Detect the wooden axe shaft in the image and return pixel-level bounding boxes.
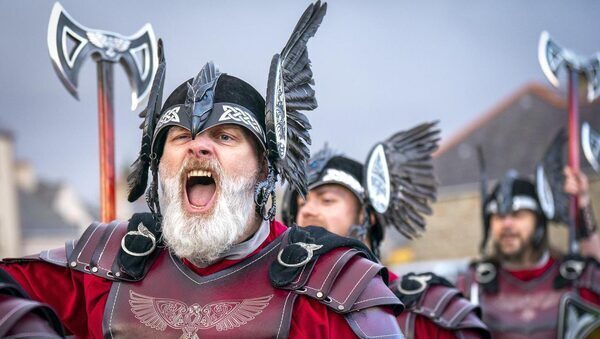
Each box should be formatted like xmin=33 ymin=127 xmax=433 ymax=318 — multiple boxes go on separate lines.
xmin=96 ymin=61 xmax=116 ymax=223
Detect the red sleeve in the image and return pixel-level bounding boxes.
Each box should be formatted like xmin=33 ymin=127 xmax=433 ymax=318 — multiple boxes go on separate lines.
xmin=1 ymin=261 xmax=111 ymax=338
xmin=289 ymin=295 xmax=357 ymax=338
xmin=579 ymin=287 xmax=600 ymax=306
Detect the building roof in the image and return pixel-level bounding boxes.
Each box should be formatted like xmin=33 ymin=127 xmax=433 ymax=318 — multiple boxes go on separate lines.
xmin=19 ymin=184 xmax=81 ymax=238
xmin=433 ymin=82 xmax=600 ymax=189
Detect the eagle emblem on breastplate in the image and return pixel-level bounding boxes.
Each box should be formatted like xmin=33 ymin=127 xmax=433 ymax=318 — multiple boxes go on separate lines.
xmin=129 ymin=290 xmax=274 ymax=338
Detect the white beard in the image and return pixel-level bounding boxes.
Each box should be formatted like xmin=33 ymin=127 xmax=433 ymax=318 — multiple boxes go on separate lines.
xmin=159 ymin=160 xmax=259 ymax=266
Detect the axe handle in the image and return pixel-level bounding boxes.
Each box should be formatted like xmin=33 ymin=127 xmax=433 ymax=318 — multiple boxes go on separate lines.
xmin=567 ymin=69 xmax=580 ymax=254
xmin=97 ymin=61 xmax=116 ymax=223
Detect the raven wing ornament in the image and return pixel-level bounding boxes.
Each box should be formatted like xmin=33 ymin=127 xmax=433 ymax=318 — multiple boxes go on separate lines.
xmin=364 ymin=121 xmax=440 ymax=239
xmin=264 ymin=1 xmax=327 ymax=197
xmin=127 ymin=39 xmax=166 ymax=202
xmin=535 ymin=128 xmax=569 ymax=224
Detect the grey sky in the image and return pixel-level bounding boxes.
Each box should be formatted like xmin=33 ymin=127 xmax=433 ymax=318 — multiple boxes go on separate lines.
xmin=1 ymin=0 xmax=599 ymax=205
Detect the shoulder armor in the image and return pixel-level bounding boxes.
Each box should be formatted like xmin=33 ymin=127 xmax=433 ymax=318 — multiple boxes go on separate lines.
xmin=31 ymin=213 xmax=160 ymax=282
xmin=279 ymin=246 xmax=403 ymax=314
xmin=38 ymin=220 xmax=129 ymax=281
xmin=392 ymin=272 xmax=489 ymax=338
xmin=276 ymin=246 xmax=404 ymax=338
xmin=270 ymin=225 xmax=402 ymax=314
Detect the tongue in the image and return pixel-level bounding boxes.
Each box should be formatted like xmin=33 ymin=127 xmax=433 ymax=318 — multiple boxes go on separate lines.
xmin=187 ymin=183 xmax=216 ymax=207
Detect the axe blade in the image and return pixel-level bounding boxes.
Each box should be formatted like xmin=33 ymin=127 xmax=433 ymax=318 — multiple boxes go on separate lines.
xmin=47 ymin=2 xmax=158 ymax=110
xmin=583 ymin=56 xmax=600 ymax=102
xmin=538 ymin=31 xmax=564 ymax=88
xmin=47 ymin=2 xmax=91 ymax=99
xmin=538 ymin=31 xmax=600 ymax=102
xmin=118 ymin=24 xmax=158 ymax=110
xmin=582 ymin=122 xmax=600 ymax=172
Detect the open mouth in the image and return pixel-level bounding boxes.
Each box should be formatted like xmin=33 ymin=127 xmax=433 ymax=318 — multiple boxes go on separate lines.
xmin=184 ymin=169 xmax=217 ymax=212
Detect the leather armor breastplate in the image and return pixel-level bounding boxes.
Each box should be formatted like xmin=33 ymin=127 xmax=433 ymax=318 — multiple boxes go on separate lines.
xmin=480 ymin=262 xmax=568 ymax=339
xmin=103 ymin=235 xmax=297 ymax=339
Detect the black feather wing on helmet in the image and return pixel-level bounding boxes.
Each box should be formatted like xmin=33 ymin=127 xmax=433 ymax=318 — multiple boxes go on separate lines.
xmin=264 ymin=1 xmax=327 ymax=197
xmin=127 ymin=39 xmax=166 ymax=202
xmin=364 ymin=121 xmax=441 ymax=239
xmin=535 ymin=128 xmax=569 ymax=224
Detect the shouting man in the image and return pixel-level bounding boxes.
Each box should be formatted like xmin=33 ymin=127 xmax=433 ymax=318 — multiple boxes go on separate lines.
xmin=0 ymin=2 xmax=405 ymax=338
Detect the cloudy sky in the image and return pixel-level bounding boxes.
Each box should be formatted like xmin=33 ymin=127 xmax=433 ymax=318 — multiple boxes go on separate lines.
xmin=1 ymin=0 xmax=599 ymax=205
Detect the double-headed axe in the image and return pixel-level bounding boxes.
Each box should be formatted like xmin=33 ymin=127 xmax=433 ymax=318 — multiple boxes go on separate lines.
xmin=47 ymin=2 xmax=158 ymax=222
xmin=538 ymin=31 xmax=600 ymax=253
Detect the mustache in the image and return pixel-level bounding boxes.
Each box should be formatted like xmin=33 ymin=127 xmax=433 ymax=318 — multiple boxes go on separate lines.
xmin=499 ymin=231 xmax=521 ymax=239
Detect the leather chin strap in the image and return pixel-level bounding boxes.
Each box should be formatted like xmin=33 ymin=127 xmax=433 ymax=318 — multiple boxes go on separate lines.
xmin=347 ymin=205 xmax=380 ymax=258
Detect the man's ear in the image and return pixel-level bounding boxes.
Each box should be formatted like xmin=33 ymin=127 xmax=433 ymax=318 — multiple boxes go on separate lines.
xmin=357 ymin=208 xmax=376 ymax=226
xmin=369 ymin=212 xmax=376 ymax=226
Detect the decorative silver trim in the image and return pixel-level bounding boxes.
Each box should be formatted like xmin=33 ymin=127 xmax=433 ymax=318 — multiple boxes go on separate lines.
xmin=538 ymin=31 xmax=560 ymax=87
xmin=62 ymin=26 xmax=87 ymax=69
xmin=277 ymin=242 xmax=323 ymax=268
xmin=559 ymin=260 xmax=584 ymax=280
xmin=319 ymin=168 xmax=364 ymax=195
xmin=129 ymin=42 xmax=151 ymax=81
xmin=485 ymin=195 xmax=540 ymax=215
xmin=120 ymin=223 xmax=156 ymax=257
xmin=536 ymin=165 xmax=555 ymax=219
xmin=475 ymin=263 xmax=496 ymax=284
xmin=365 ymin=144 xmax=390 ymax=213
xmin=396 ymin=274 xmax=432 ymax=296
xmin=582 ymin=122 xmax=600 ymax=172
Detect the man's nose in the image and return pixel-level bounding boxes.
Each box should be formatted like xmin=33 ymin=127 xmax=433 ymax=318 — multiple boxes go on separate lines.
xmin=299 ymin=200 xmax=319 ymax=218
xmin=188 ymin=132 xmax=214 ymax=158
xmin=501 ymin=214 xmax=515 ymax=228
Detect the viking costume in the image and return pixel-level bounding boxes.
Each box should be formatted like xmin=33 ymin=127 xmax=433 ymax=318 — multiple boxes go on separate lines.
xmin=1 ymin=2 xmax=405 ymax=338
xmin=457 ymin=132 xmax=600 ymax=338
xmin=282 ymin=124 xmax=489 ymax=338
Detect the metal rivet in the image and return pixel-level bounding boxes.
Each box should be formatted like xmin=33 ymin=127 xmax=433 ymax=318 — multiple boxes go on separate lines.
xmin=338 ymin=305 xmax=345 ymax=311
xmin=316 ymin=292 xmax=324 ymax=298
xmin=70 ymin=261 xmax=77 ymax=267
xmin=115 ymin=272 xmax=121 ymax=277
xmin=91 ymin=267 xmax=98 ymax=273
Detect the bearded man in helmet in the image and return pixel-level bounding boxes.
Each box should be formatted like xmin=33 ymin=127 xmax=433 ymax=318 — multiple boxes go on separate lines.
xmin=0 ymin=3 xmax=405 ymax=338
xmin=282 ymin=123 xmax=490 ymax=339
xmin=456 ymin=133 xmax=600 ymax=339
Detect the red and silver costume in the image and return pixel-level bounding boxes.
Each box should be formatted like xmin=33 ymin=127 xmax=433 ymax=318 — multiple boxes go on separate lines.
xmin=2 ymin=220 xmax=403 ymax=338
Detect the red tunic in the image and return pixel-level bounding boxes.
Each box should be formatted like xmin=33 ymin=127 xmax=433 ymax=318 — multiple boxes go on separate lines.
xmin=1 ymin=221 xmax=366 ymax=338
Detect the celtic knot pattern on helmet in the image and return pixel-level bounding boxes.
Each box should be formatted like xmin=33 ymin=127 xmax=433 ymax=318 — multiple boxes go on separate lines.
xmin=219 ymin=105 xmax=264 ymax=137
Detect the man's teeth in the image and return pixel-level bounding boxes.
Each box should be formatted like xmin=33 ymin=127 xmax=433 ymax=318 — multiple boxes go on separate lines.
xmin=187 ymin=170 xmax=212 ymax=178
